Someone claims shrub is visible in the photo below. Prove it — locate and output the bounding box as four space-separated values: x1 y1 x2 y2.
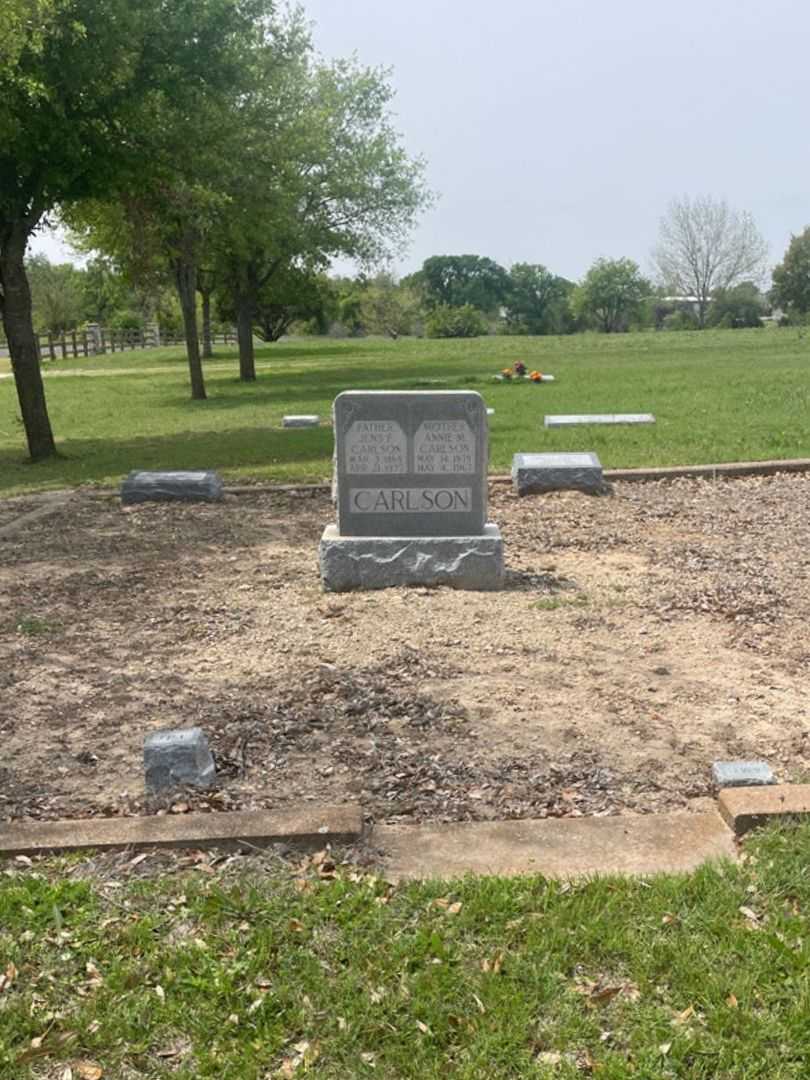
425 303 487 338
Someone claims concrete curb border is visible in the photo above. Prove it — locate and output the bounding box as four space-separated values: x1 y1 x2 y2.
718 784 810 837
6 456 810 508
0 804 364 858
3 786 810 875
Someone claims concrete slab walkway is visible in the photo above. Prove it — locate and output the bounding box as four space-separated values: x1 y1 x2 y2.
375 811 736 881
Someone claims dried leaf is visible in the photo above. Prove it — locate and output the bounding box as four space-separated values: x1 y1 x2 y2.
739 905 762 927
0 962 17 992
446 901 462 916
416 1020 430 1034
360 1051 376 1067
590 985 623 1005
288 919 305 934
672 1005 695 1025
659 1042 672 1056
472 993 486 1014
154 985 165 1003
337 1016 347 1031
726 993 738 1008
74 1062 103 1080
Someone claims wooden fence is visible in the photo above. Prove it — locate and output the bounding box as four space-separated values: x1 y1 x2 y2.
0 327 238 361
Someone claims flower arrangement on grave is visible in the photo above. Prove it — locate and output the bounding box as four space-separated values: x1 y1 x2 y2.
514 361 527 376
529 370 543 382
500 367 513 380
493 361 553 383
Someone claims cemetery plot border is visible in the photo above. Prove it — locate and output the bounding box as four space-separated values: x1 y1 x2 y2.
1 477 810 828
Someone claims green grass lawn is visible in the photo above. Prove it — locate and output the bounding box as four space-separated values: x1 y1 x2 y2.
2 824 810 1078
2 328 810 495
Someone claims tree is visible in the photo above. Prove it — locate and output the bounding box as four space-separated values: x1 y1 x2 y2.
218 33 430 381
425 304 487 338
417 255 510 312
360 273 420 339
218 262 337 341
572 258 650 334
652 195 768 329
25 255 84 335
707 282 765 329
772 227 810 317
502 263 574 335
1 0 262 458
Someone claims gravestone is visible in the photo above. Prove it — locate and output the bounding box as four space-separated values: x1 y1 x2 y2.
544 413 655 428
121 470 224 505
283 415 320 428
512 452 606 495
144 727 216 794
320 390 503 591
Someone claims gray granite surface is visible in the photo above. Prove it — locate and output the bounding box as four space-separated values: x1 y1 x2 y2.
512 451 605 495
121 470 224 505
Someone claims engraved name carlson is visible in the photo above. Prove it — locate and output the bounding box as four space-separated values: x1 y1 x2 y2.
349 487 472 513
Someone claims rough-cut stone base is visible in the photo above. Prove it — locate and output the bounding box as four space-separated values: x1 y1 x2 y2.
121 470 224 505
512 452 606 495
319 524 504 592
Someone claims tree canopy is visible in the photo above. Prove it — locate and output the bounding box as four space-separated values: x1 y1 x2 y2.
1 0 268 457
415 255 510 313
572 258 650 333
771 227 810 317
652 195 768 329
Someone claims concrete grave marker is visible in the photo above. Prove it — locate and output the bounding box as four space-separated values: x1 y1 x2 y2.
544 413 655 428
712 761 776 789
320 390 503 590
283 415 320 428
121 470 224 505
144 727 216 794
512 452 606 495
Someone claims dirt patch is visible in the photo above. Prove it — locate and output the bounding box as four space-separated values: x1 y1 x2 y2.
1 477 809 826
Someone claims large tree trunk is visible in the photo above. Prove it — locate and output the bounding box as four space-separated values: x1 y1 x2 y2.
0 224 58 460
236 289 256 381
200 288 213 359
172 259 206 400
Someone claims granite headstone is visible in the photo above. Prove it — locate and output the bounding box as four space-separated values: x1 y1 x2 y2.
320 390 503 590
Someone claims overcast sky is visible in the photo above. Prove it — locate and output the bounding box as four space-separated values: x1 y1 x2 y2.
33 0 810 283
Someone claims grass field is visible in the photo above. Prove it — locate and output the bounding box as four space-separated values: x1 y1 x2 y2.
3 823 810 1078
2 328 810 495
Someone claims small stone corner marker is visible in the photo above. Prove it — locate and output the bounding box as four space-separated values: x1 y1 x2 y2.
144 726 216 794
711 760 775 789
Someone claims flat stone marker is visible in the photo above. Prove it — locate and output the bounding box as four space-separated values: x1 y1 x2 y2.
144 727 216 794
712 761 775 789
320 390 503 591
121 470 224 505
544 413 655 428
283 415 320 428
512 452 605 495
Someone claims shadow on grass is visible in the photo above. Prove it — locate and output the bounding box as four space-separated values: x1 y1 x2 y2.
0 424 335 495
154 365 491 412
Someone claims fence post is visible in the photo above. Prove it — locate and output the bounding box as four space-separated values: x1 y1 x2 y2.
87 323 103 355
47 333 56 361
60 333 67 359
71 330 77 358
